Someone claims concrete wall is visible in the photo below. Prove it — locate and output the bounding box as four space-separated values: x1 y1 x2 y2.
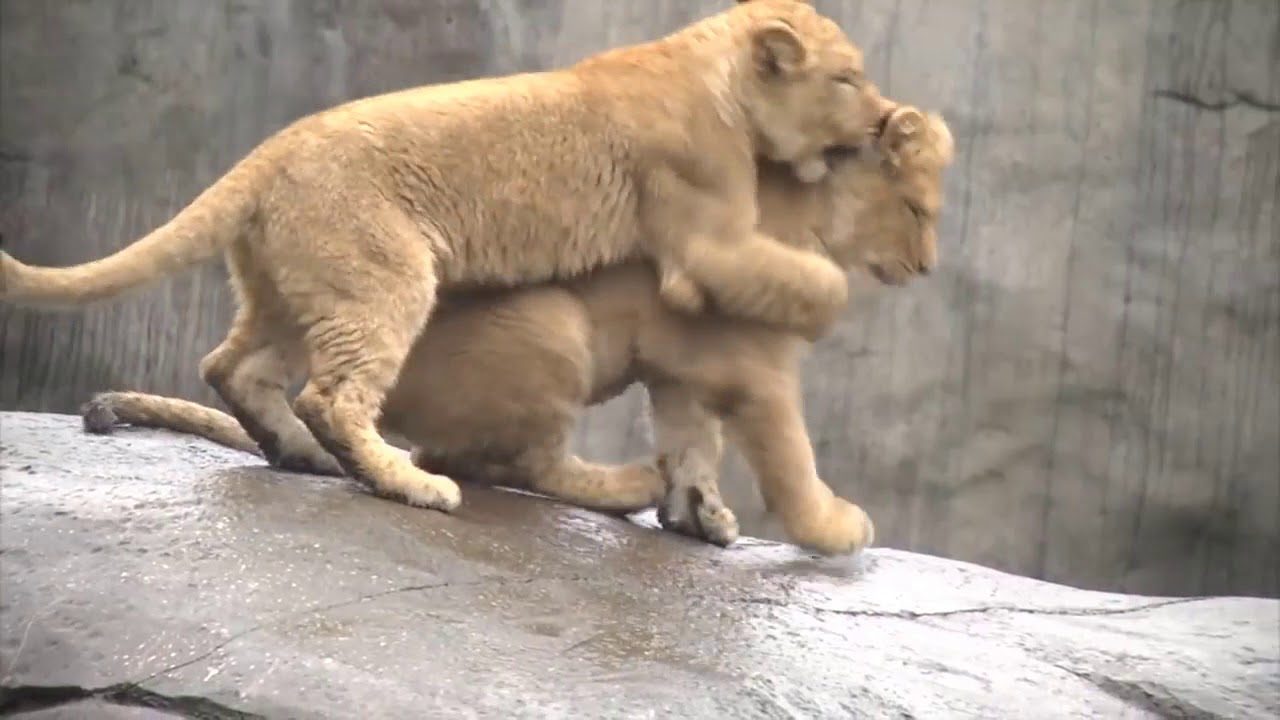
2 0 1276 597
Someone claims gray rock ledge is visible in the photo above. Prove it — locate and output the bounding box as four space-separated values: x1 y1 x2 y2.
1 411 1276 719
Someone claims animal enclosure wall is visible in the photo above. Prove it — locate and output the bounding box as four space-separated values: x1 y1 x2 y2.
1 0 1276 598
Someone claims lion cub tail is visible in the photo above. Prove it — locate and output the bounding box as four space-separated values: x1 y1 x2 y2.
0 159 261 308
81 391 263 457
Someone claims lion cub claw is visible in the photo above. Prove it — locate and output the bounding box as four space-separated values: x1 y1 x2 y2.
658 484 741 548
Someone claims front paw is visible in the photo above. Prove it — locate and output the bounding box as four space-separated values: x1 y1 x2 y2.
792 155 830 184
787 497 875 556
658 484 740 548
659 268 707 314
790 256 848 341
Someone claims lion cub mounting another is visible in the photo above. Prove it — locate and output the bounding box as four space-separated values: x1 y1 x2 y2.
83 107 956 555
1 0 894 514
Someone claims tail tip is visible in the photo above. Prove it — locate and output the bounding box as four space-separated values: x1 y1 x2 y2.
81 394 121 435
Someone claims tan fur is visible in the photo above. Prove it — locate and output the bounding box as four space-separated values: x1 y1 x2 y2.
82 108 956 555
1 0 895 512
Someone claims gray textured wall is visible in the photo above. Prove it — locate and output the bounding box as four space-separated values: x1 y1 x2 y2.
2 1 1276 598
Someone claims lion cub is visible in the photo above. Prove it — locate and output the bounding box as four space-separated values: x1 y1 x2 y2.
82 107 956 555
2 0 894 514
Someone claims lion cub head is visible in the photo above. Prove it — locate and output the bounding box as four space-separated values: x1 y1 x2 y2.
727 0 895 183
824 105 957 285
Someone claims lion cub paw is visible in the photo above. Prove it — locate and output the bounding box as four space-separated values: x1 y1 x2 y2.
789 497 875 556
792 155 831 184
658 484 740 548
658 267 707 315
376 463 463 513
789 253 849 342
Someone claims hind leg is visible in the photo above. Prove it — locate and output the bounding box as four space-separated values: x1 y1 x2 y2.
290 282 461 510
647 381 739 548
527 455 665 515
515 421 664 514
412 437 664 516
198 310 341 475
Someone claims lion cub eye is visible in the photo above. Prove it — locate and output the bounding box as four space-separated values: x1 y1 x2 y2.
834 72 863 88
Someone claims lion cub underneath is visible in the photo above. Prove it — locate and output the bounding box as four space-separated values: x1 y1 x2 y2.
83 107 955 556
2 0 893 515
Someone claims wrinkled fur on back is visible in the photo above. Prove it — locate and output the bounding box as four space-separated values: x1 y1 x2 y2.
1 0 896 513
83 108 956 555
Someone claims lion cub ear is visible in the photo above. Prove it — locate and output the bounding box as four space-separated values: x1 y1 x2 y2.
752 20 808 76
882 107 926 165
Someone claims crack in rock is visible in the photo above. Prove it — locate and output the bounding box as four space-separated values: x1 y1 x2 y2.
0 682 264 719
133 574 564 687
1153 88 1280 113
1047 664 1223 719
732 595 1208 620
127 580 466 689
735 596 1236 718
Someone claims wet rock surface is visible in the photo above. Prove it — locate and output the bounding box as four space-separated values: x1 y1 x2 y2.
1 411 1277 719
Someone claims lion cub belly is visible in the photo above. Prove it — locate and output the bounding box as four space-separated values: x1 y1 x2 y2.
571 262 801 409
374 258 798 463
378 287 597 457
